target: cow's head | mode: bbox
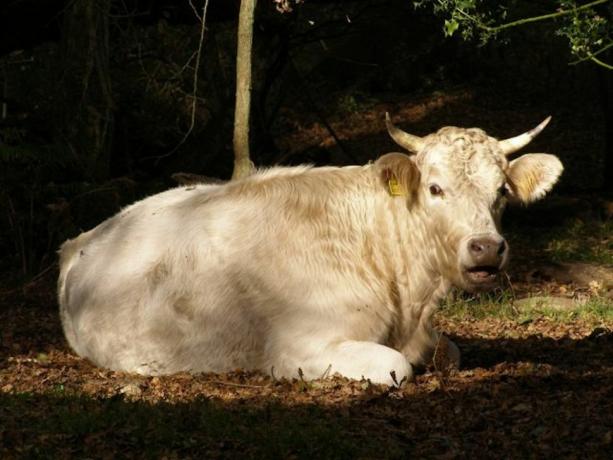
[377,113,563,291]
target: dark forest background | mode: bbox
[0,0,611,281]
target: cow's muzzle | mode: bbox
[462,235,507,288]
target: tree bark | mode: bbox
[232,0,257,180]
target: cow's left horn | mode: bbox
[498,116,552,156]
[385,112,424,154]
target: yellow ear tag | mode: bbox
[388,177,406,196]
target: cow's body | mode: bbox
[58,115,562,384]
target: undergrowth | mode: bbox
[543,219,613,265]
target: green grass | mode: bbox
[438,290,518,320]
[439,290,613,325]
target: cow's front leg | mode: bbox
[280,340,413,385]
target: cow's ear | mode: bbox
[375,153,421,198]
[506,153,563,205]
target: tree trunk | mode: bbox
[58,0,114,182]
[232,0,257,180]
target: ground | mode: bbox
[1,99,612,458]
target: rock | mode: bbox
[528,262,613,289]
[514,296,582,311]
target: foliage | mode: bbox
[414,0,508,42]
[414,0,612,68]
[557,0,612,66]
[335,92,377,115]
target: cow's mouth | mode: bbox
[464,265,500,285]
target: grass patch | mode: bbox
[439,290,517,321]
[439,290,613,325]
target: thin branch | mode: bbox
[569,41,613,65]
[464,0,610,33]
[24,262,58,288]
[188,0,202,21]
[590,55,613,69]
[284,55,357,163]
[171,50,199,80]
[208,380,268,389]
[153,0,211,164]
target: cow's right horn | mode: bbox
[385,112,424,154]
[498,116,552,156]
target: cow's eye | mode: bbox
[499,185,507,197]
[429,184,443,196]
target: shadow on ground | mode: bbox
[1,359,611,458]
[454,329,613,370]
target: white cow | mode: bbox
[58,114,562,385]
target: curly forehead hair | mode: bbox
[425,127,507,166]
[435,126,491,145]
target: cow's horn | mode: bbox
[385,112,424,154]
[498,116,552,156]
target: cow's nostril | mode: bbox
[470,241,484,254]
[468,236,505,263]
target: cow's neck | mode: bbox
[374,192,452,336]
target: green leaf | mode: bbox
[444,19,460,36]
[457,0,476,11]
